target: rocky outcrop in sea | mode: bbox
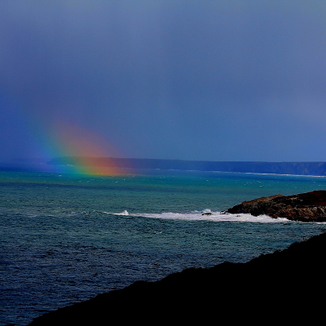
[226,190,326,222]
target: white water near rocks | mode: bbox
[107,210,290,223]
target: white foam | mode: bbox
[107,210,290,223]
[104,210,129,216]
[138,212,290,223]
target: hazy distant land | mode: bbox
[1,157,326,176]
[51,157,326,176]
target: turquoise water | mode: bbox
[1,170,326,325]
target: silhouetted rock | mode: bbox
[28,231,326,325]
[226,190,326,222]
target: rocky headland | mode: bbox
[226,190,326,222]
[28,230,326,325]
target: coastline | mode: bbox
[28,231,326,324]
[2,159,326,176]
[51,158,326,176]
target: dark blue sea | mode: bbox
[1,170,326,325]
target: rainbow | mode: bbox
[39,121,134,176]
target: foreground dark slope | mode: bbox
[29,231,326,325]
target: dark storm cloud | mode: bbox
[1,1,326,162]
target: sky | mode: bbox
[1,0,326,163]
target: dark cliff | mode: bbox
[28,231,326,325]
[227,190,326,222]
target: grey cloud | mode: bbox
[1,1,326,162]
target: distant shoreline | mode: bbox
[1,158,326,176]
[49,158,326,176]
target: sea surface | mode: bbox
[1,170,326,325]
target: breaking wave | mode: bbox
[106,210,291,223]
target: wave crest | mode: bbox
[107,210,290,223]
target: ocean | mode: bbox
[1,170,326,326]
